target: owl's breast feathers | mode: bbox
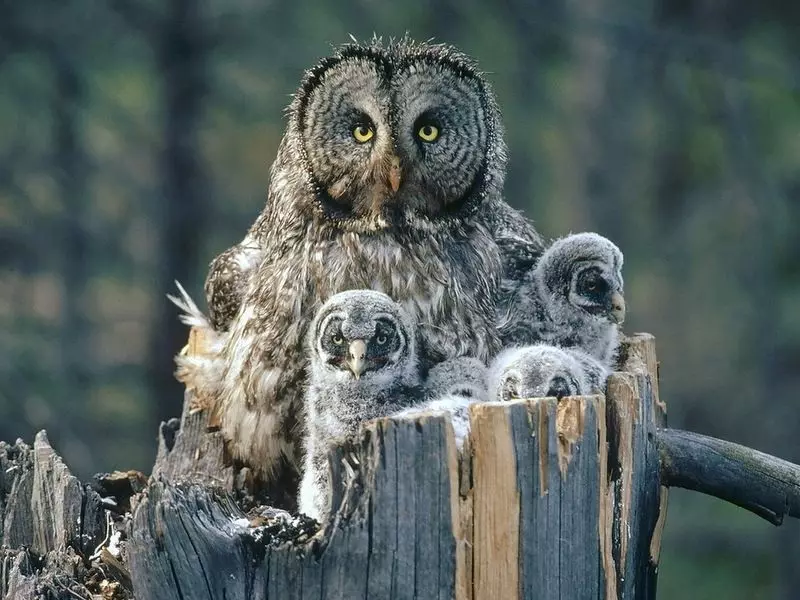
[218,211,501,477]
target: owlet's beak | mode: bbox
[609,291,626,324]
[388,155,402,193]
[346,339,367,379]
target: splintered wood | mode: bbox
[128,333,669,599]
[469,403,520,600]
[469,396,608,600]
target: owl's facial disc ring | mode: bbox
[293,47,499,229]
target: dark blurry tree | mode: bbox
[112,0,212,430]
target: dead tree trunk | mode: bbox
[4,333,800,599]
[129,335,670,599]
[0,432,135,599]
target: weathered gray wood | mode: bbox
[129,415,462,600]
[657,428,800,524]
[0,432,133,599]
[1,431,106,556]
[605,374,664,599]
[606,333,668,600]
[470,396,610,599]
[151,390,236,489]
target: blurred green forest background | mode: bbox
[0,0,798,597]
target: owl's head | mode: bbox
[489,345,588,401]
[536,233,626,325]
[308,290,418,386]
[289,38,505,231]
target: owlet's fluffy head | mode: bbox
[489,344,602,401]
[308,289,418,389]
[285,37,505,231]
[535,232,626,327]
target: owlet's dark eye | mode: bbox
[353,124,374,143]
[417,124,439,142]
[502,377,519,401]
[547,376,572,399]
[577,268,607,297]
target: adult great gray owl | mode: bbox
[299,290,420,522]
[203,38,539,484]
[204,41,544,334]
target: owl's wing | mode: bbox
[204,238,265,331]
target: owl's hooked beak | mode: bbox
[388,155,402,193]
[347,339,367,379]
[609,292,626,324]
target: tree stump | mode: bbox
[126,333,671,599]
[5,332,800,600]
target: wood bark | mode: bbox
[1,432,134,599]
[657,428,800,525]
[6,333,800,599]
[131,415,462,600]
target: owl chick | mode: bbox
[298,290,421,522]
[392,356,489,449]
[488,344,609,401]
[498,232,625,367]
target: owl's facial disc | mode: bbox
[317,311,404,379]
[390,60,490,218]
[571,264,625,323]
[299,51,495,228]
[300,58,404,225]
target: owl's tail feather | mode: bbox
[167,281,226,405]
[168,280,212,330]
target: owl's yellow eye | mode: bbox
[353,125,374,143]
[332,334,344,345]
[376,334,388,345]
[417,124,439,142]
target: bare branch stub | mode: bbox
[657,428,800,525]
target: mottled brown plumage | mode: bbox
[197,38,542,484]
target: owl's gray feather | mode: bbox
[298,290,421,522]
[393,356,489,449]
[488,344,609,401]
[207,38,537,483]
[498,232,625,367]
[424,356,488,402]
